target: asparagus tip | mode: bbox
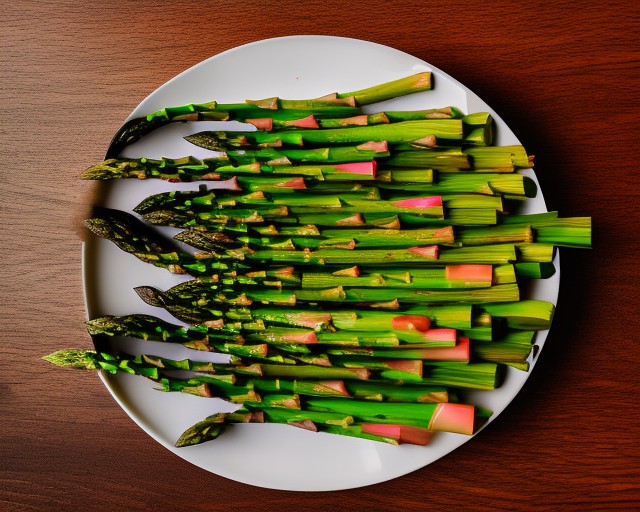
[43,349,98,370]
[175,414,229,447]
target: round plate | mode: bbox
[83,35,560,491]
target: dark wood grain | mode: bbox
[1,1,639,510]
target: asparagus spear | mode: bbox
[177,386,479,448]
[133,187,445,218]
[300,265,494,289]
[316,107,462,128]
[501,213,592,248]
[176,226,456,252]
[479,300,555,330]
[82,157,381,182]
[184,141,392,165]
[384,145,532,170]
[106,72,432,157]
[376,172,536,197]
[43,349,260,403]
[187,118,465,150]
[324,336,471,362]
[175,408,435,447]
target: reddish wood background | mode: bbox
[1,1,639,510]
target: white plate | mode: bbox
[83,35,560,491]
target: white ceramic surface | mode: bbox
[83,35,560,491]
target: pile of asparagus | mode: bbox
[46,72,591,447]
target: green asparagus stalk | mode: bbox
[335,72,432,105]
[479,300,555,330]
[42,349,260,403]
[418,361,503,390]
[106,72,432,157]
[376,172,536,197]
[344,381,450,403]
[320,423,431,445]
[187,119,464,149]
[384,145,532,171]
[337,283,518,304]
[501,214,592,248]
[187,141,392,165]
[86,314,244,350]
[401,209,499,226]
[304,399,476,434]
[471,339,534,370]
[464,145,533,169]
[515,243,556,262]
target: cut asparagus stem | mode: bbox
[515,243,556,262]
[479,300,555,330]
[177,396,450,447]
[315,107,463,129]
[514,262,556,279]
[376,173,536,197]
[502,214,592,248]
[245,244,516,267]
[464,145,533,169]
[418,361,503,390]
[175,411,394,447]
[249,246,439,266]
[471,340,534,368]
[265,305,473,331]
[134,188,445,218]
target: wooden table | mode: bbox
[2,1,639,510]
